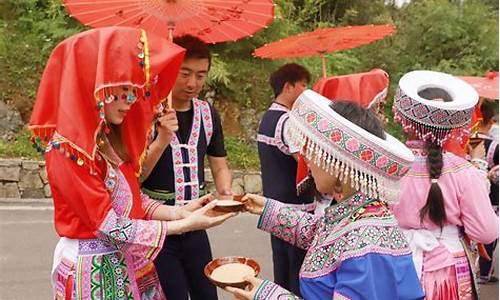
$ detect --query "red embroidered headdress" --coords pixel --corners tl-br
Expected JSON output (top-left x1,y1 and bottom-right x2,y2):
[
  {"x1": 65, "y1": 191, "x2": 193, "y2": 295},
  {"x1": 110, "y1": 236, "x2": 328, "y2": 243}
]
[
  {"x1": 313, "y1": 69, "x2": 389, "y2": 108},
  {"x1": 29, "y1": 27, "x2": 185, "y2": 174}
]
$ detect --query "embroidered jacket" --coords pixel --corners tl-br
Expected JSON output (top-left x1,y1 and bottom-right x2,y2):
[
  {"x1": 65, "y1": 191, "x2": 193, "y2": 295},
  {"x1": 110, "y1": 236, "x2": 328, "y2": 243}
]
[
  {"x1": 48, "y1": 150, "x2": 168, "y2": 299},
  {"x1": 254, "y1": 193, "x2": 425, "y2": 300}
]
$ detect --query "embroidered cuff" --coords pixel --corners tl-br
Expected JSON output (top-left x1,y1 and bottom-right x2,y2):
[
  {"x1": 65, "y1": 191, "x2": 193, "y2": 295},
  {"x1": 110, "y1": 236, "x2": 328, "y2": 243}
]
[
  {"x1": 96, "y1": 210, "x2": 167, "y2": 263},
  {"x1": 257, "y1": 199, "x2": 283, "y2": 232},
  {"x1": 254, "y1": 279, "x2": 300, "y2": 300}
]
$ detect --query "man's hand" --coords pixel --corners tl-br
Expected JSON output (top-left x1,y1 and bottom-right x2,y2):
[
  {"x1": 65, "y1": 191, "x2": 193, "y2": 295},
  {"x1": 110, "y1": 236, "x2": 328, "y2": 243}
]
[{"x1": 156, "y1": 109, "x2": 178, "y2": 144}]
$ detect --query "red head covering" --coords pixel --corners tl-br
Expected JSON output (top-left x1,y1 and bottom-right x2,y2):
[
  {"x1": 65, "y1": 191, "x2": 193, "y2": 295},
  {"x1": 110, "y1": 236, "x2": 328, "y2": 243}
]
[
  {"x1": 29, "y1": 27, "x2": 185, "y2": 174},
  {"x1": 313, "y1": 69, "x2": 389, "y2": 108},
  {"x1": 297, "y1": 69, "x2": 390, "y2": 190}
]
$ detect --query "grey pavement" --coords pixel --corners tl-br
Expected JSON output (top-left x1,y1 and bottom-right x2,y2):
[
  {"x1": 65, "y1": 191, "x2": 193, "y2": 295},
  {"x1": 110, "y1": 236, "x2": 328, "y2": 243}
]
[{"x1": 0, "y1": 201, "x2": 498, "y2": 299}]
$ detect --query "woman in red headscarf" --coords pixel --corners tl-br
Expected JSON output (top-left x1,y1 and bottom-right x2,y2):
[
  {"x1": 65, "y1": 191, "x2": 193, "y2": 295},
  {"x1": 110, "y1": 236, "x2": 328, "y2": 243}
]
[{"x1": 29, "y1": 27, "x2": 235, "y2": 300}]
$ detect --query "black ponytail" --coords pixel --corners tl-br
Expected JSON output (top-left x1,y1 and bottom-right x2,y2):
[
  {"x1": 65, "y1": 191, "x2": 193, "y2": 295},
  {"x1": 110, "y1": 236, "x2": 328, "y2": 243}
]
[{"x1": 419, "y1": 142, "x2": 447, "y2": 228}]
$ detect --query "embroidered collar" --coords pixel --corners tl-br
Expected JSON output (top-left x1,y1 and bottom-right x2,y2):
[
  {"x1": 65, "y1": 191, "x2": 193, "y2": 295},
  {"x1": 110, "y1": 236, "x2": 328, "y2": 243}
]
[
  {"x1": 270, "y1": 102, "x2": 290, "y2": 112},
  {"x1": 324, "y1": 192, "x2": 376, "y2": 225}
]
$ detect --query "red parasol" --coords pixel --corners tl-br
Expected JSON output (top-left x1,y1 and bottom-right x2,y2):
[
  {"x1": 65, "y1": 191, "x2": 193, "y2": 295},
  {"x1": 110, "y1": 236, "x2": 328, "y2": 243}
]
[
  {"x1": 458, "y1": 71, "x2": 499, "y2": 100},
  {"x1": 254, "y1": 24, "x2": 396, "y2": 78},
  {"x1": 63, "y1": 0, "x2": 275, "y2": 44}
]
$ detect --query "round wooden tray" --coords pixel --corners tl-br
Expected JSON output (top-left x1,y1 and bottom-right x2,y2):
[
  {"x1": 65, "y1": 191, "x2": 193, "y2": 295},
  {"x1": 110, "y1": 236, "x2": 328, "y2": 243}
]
[{"x1": 204, "y1": 256, "x2": 260, "y2": 289}]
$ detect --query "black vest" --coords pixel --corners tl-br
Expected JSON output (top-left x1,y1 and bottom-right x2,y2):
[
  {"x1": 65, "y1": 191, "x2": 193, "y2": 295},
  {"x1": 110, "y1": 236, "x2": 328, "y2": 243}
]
[
  {"x1": 142, "y1": 134, "x2": 208, "y2": 200},
  {"x1": 142, "y1": 102, "x2": 212, "y2": 201},
  {"x1": 258, "y1": 108, "x2": 313, "y2": 205}
]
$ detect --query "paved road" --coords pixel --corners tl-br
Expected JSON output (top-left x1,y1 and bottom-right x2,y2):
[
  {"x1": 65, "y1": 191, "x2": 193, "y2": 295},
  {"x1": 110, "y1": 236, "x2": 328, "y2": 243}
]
[{"x1": 0, "y1": 201, "x2": 497, "y2": 299}]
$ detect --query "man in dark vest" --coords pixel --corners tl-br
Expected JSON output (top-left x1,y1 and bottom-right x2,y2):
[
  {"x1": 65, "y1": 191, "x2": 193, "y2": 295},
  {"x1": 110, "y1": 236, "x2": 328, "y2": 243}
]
[
  {"x1": 257, "y1": 63, "x2": 314, "y2": 296},
  {"x1": 141, "y1": 35, "x2": 232, "y2": 300}
]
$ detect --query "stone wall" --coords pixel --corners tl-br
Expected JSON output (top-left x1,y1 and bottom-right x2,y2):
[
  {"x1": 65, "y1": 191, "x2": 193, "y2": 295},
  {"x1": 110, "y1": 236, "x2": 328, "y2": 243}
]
[
  {"x1": 0, "y1": 159, "x2": 262, "y2": 199},
  {"x1": 0, "y1": 159, "x2": 50, "y2": 198}
]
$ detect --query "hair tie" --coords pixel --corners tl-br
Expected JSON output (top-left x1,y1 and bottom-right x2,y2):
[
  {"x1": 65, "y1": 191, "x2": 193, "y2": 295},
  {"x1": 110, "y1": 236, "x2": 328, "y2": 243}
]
[{"x1": 431, "y1": 179, "x2": 438, "y2": 183}]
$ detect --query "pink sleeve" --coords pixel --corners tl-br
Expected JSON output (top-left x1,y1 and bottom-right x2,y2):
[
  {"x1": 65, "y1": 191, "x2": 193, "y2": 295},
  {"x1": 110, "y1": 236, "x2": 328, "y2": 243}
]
[
  {"x1": 141, "y1": 193, "x2": 163, "y2": 220},
  {"x1": 458, "y1": 166, "x2": 499, "y2": 243}
]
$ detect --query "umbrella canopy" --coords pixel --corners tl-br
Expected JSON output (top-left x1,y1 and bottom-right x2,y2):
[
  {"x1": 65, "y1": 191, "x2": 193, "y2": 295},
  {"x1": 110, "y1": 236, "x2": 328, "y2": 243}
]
[
  {"x1": 253, "y1": 24, "x2": 395, "y2": 77},
  {"x1": 64, "y1": 0, "x2": 275, "y2": 44},
  {"x1": 458, "y1": 71, "x2": 499, "y2": 100}
]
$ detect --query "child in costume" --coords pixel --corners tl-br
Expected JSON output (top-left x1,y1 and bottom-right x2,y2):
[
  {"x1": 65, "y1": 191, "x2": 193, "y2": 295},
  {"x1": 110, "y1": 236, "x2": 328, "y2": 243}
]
[
  {"x1": 227, "y1": 90, "x2": 425, "y2": 299},
  {"x1": 391, "y1": 70, "x2": 499, "y2": 299},
  {"x1": 29, "y1": 27, "x2": 235, "y2": 300}
]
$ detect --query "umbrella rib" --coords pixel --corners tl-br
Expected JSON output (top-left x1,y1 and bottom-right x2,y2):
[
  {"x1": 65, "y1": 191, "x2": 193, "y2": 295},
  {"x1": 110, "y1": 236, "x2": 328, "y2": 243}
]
[
  {"x1": 204, "y1": 0, "x2": 273, "y2": 5},
  {"x1": 184, "y1": 12, "x2": 236, "y2": 43},
  {"x1": 149, "y1": 16, "x2": 162, "y2": 35},
  {"x1": 179, "y1": 4, "x2": 269, "y2": 37},
  {"x1": 65, "y1": 0, "x2": 139, "y2": 5},
  {"x1": 85, "y1": 7, "x2": 144, "y2": 26},
  {"x1": 113, "y1": 9, "x2": 150, "y2": 27},
  {"x1": 197, "y1": 3, "x2": 273, "y2": 18},
  {"x1": 68, "y1": 3, "x2": 140, "y2": 17}
]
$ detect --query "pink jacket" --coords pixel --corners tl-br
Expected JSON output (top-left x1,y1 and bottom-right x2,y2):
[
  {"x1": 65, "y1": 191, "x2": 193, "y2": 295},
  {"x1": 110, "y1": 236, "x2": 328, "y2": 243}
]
[{"x1": 393, "y1": 142, "x2": 498, "y2": 270}]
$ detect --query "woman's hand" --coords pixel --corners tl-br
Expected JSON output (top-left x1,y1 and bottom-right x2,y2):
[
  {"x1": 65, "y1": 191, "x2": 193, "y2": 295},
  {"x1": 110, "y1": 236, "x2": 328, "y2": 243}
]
[
  {"x1": 182, "y1": 201, "x2": 236, "y2": 232},
  {"x1": 241, "y1": 194, "x2": 266, "y2": 215},
  {"x1": 224, "y1": 276, "x2": 264, "y2": 300},
  {"x1": 180, "y1": 194, "x2": 215, "y2": 217}
]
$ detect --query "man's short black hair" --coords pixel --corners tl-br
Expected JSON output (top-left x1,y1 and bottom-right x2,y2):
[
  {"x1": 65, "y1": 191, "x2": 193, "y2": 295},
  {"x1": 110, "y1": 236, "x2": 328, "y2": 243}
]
[
  {"x1": 173, "y1": 35, "x2": 211, "y2": 68},
  {"x1": 481, "y1": 100, "x2": 498, "y2": 124},
  {"x1": 269, "y1": 63, "x2": 311, "y2": 98}
]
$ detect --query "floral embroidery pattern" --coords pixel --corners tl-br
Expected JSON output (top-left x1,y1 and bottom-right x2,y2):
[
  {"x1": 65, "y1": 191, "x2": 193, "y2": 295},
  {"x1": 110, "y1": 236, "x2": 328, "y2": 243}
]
[
  {"x1": 254, "y1": 280, "x2": 301, "y2": 300},
  {"x1": 89, "y1": 252, "x2": 133, "y2": 300},
  {"x1": 394, "y1": 88, "x2": 473, "y2": 129},
  {"x1": 259, "y1": 194, "x2": 411, "y2": 281},
  {"x1": 170, "y1": 99, "x2": 213, "y2": 201},
  {"x1": 301, "y1": 196, "x2": 410, "y2": 278},
  {"x1": 98, "y1": 210, "x2": 137, "y2": 249},
  {"x1": 292, "y1": 99, "x2": 410, "y2": 178},
  {"x1": 259, "y1": 200, "x2": 318, "y2": 251}
]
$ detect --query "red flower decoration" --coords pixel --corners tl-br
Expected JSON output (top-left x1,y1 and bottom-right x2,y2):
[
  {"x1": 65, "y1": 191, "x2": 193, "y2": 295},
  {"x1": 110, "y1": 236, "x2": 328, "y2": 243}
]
[
  {"x1": 387, "y1": 163, "x2": 398, "y2": 175},
  {"x1": 360, "y1": 149, "x2": 374, "y2": 161},
  {"x1": 306, "y1": 112, "x2": 317, "y2": 124},
  {"x1": 330, "y1": 130, "x2": 342, "y2": 142}
]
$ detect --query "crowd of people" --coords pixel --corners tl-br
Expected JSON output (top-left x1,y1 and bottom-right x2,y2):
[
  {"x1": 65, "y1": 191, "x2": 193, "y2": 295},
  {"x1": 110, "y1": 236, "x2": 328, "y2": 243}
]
[{"x1": 29, "y1": 27, "x2": 498, "y2": 300}]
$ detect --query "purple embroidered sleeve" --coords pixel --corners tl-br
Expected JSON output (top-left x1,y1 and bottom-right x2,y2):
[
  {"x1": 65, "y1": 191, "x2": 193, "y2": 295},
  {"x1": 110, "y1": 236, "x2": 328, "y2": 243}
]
[
  {"x1": 141, "y1": 193, "x2": 163, "y2": 220},
  {"x1": 258, "y1": 199, "x2": 319, "y2": 250},
  {"x1": 254, "y1": 280, "x2": 301, "y2": 300},
  {"x1": 96, "y1": 209, "x2": 167, "y2": 265},
  {"x1": 275, "y1": 114, "x2": 292, "y2": 155}
]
